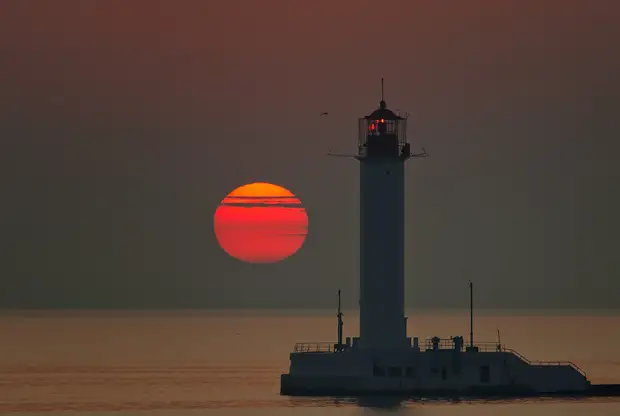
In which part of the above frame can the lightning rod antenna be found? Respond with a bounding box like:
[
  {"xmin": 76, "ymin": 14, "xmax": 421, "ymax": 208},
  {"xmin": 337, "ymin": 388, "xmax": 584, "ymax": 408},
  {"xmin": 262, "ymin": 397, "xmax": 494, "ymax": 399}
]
[
  {"xmin": 381, "ymin": 78, "xmax": 384, "ymax": 101},
  {"xmin": 469, "ymin": 280, "xmax": 474, "ymax": 348},
  {"xmin": 337, "ymin": 289, "xmax": 344, "ymax": 351}
]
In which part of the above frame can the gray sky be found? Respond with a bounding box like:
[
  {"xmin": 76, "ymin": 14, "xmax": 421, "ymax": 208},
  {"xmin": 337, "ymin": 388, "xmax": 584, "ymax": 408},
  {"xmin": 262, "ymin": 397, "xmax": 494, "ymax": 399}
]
[{"xmin": 0, "ymin": 0, "xmax": 619, "ymax": 309}]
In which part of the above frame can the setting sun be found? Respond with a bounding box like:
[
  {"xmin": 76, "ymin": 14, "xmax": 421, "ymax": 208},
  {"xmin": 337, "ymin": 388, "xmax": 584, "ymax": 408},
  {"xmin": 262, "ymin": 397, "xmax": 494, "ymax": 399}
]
[{"xmin": 213, "ymin": 182, "xmax": 308, "ymax": 263}]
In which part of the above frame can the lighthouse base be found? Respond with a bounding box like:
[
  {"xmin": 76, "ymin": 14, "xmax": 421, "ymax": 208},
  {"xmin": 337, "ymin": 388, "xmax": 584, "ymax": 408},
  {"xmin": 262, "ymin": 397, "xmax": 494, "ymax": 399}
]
[
  {"xmin": 280, "ymin": 374, "xmax": 620, "ymax": 398},
  {"xmin": 280, "ymin": 341, "xmax": 596, "ymax": 398}
]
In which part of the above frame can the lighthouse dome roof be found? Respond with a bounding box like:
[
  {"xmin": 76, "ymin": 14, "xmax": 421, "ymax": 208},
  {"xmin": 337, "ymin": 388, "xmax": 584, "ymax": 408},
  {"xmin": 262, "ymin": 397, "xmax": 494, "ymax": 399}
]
[{"xmin": 366, "ymin": 100, "xmax": 402, "ymax": 120}]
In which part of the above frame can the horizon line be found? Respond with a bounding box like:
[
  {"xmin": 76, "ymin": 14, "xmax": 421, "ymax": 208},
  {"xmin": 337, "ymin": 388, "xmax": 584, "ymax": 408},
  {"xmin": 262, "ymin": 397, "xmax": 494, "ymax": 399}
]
[{"xmin": 2, "ymin": 307, "xmax": 620, "ymax": 317}]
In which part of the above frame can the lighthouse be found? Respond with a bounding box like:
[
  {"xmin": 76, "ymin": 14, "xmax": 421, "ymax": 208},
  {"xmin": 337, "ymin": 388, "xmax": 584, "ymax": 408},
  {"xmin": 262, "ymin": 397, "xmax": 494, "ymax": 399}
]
[
  {"xmin": 280, "ymin": 82, "xmax": 596, "ymax": 397},
  {"xmin": 325, "ymin": 79, "xmax": 427, "ymax": 350},
  {"xmin": 356, "ymin": 80, "xmax": 416, "ymax": 350}
]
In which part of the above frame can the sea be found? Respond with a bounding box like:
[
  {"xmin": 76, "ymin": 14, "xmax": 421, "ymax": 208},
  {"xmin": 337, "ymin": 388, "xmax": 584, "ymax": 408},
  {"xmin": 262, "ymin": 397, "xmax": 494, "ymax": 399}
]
[{"xmin": 1, "ymin": 309, "xmax": 619, "ymax": 415}]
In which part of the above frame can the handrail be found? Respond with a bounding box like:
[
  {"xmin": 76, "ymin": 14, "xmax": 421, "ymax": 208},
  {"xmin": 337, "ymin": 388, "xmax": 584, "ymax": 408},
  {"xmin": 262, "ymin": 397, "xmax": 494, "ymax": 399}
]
[
  {"xmin": 424, "ymin": 338, "xmax": 503, "ymax": 352},
  {"xmin": 504, "ymin": 348, "xmax": 587, "ymax": 378},
  {"xmin": 293, "ymin": 342, "xmax": 334, "ymax": 353},
  {"xmin": 291, "ymin": 340, "xmax": 587, "ymax": 377},
  {"xmin": 503, "ymin": 348, "xmax": 531, "ymax": 363},
  {"xmin": 472, "ymin": 343, "xmax": 504, "ymax": 352}
]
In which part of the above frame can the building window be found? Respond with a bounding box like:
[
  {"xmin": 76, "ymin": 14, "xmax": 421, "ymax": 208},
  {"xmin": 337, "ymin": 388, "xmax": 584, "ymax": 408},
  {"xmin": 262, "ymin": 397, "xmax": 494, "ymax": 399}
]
[
  {"xmin": 373, "ymin": 365, "xmax": 385, "ymax": 377},
  {"xmin": 388, "ymin": 367, "xmax": 402, "ymax": 377},
  {"xmin": 480, "ymin": 365, "xmax": 490, "ymax": 383},
  {"xmin": 405, "ymin": 367, "xmax": 415, "ymax": 377},
  {"xmin": 441, "ymin": 367, "xmax": 447, "ymax": 380}
]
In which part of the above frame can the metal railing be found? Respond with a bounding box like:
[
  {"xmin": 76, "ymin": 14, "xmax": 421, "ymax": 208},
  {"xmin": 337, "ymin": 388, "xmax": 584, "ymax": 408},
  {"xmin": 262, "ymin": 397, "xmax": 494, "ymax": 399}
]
[
  {"xmin": 424, "ymin": 338, "xmax": 503, "ymax": 352},
  {"xmin": 293, "ymin": 342, "xmax": 334, "ymax": 353},
  {"xmin": 471, "ymin": 342, "xmax": 505, "ymax": 352},
  {"xmin": 504, "ymin": 348, "xmax": 587, "ymax": 378},
  {"xmin": 421, "ymin": 338, "xmax": 587, "ymax": 377},
  {"xmin": 424, "ymin": 338, "xmax": 455, "ymax": 350},
  {"xmin": 291, "ymin": 339, "xmax": 587, "ymax": 377}
]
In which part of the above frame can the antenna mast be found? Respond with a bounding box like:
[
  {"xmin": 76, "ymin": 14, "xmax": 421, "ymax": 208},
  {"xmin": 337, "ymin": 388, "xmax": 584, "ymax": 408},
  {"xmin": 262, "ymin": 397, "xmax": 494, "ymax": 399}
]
[
  {"xmin": 469, "ymin": 281, "xmax": 474, "ymax": 348},
  {"xmin": 381, "ymin": 78, "xmax": 384, "ymax": 101},
  {"xmin": 337, "ymin": 289, "xmax": 343, "ymax": 350},
  {"xmin": 497, "ymin": 328, "xmax": 501, "ymax": 351}
]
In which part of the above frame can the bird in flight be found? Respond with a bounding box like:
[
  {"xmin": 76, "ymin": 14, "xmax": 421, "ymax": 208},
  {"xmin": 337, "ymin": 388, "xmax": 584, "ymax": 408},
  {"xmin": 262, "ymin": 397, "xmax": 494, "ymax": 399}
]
[{"xmin": 320, "ymin": 112, "xmax": 329, "ymax": 116}]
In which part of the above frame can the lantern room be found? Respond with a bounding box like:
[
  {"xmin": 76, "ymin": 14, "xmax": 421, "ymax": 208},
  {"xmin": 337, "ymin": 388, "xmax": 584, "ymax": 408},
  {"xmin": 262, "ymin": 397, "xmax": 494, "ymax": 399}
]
[{"xmin": 358, "ymin": 99, "xmax": 409, "ymax": 158}]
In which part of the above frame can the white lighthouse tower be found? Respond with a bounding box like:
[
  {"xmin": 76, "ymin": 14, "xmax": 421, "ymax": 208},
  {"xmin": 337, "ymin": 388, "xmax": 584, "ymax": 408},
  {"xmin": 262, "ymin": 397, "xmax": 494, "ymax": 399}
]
[{"xmin": 356, "ymin": 79, "xmax": 421, "ymax": 350}]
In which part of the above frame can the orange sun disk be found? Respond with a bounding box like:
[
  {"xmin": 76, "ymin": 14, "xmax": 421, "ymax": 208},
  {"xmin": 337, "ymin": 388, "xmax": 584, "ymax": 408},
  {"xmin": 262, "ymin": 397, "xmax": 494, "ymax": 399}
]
[{"xmin": 213, "ymin": 182, "xmax": 308, "ymax": 263}]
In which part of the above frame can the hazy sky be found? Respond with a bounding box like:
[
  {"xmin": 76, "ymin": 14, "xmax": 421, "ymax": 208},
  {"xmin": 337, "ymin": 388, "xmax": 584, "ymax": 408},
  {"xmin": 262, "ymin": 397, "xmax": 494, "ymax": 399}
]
[{"xmin": 1, "ymin": 1, "xmax": 619, "ymax": 309}]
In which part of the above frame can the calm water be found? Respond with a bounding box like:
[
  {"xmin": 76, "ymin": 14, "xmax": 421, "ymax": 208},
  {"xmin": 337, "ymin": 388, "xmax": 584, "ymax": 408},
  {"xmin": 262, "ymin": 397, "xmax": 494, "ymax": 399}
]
[{"xmin": 1, "ymin": 310, "xmax": 619, "ymax": 415}]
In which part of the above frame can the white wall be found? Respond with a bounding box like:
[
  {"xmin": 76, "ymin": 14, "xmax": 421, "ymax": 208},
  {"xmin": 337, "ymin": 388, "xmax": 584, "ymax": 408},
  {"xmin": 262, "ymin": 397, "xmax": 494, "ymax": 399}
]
[{"xmin": 359, "ymin": 160, "xmax": 406, "ymax": 350}]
